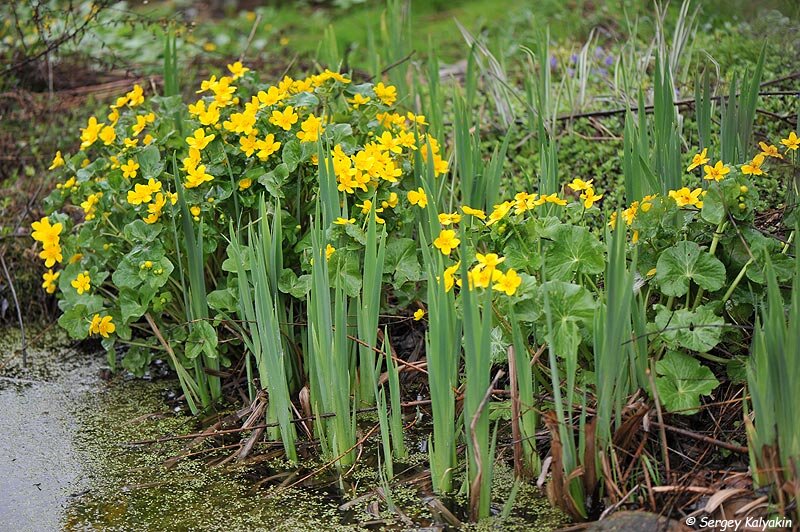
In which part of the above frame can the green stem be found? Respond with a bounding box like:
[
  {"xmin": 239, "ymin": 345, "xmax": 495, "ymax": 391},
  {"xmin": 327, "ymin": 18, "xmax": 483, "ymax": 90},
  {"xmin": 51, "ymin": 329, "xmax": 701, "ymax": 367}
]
[
  {"xmin": 692, "ymin": 220, "xmax": 727, "ymax": 310},
  {"xmin": 720, "ymin": 258, "xmax": 754, "ymax": 305},
  {"xmin": 781, "ymin": 230, "xmax": 794, "ymax": 255}
]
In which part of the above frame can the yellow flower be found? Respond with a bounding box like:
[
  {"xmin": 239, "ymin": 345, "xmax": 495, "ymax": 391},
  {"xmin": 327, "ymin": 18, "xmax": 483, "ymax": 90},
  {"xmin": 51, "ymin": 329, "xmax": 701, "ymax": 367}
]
[
  {"xmin": 31, "ymin": 217, "xmax": 63, "ymax": 248},
  {"xmin": 438, "ymin": 212, "xmax": 462, "ymax": 225},
  {"xmin": 356, "ymin": 199, "xmax": 373, "ymax": 214},
  {"xmin": 407, "ymin": 112, "xmax": 427, "ymax": 126},
  {"xmin": 668, "ymin": 187, "xmax": 703, "ymax": 208},
  {"xmin": 123, "ymin": 137, "xmax": 139, "ymax": 148},
  {"xmin": 99, "ymin": 125, "xmax": 116, "ymax": 145},
  {"xmin": 223, "ymin": 109, "xmax": 257, "ymax": 135},
  {"xmin": 39, "ymin": 245, "xmax": 62, "ymax": 268},
  {"xmin": 469, "ymin": 264, "xmax": 501, "ymax": 289},
  {"xmin": 49, "ymin": 151, "xmax": 65, "ymax": 170},
  {"xmin": 580, "ymin": 187, "xmax": 603, "ymax": 209},
  {"xmin": 476, "ymin": 253, "xmax": 505, "ymax": 269},
  {"xmin": 741, "ymin": 153, "xmax": 766, "ymax": 176},
  {"xmin": 407, "ymin": 188, "xmax": 428, "ymax": 208},
  {"xmin": 203, "ymin": 42, "xmax": 216, "ymax": 52},
  {"xmin": 382, "ymin": 192, "xmax": 399, "ymax": 209},
  {"xmin": 780, "ymin": 131, "xmax": 799, "ymax": 151},
  {"xmin": 227, "ymin": 61, "xmax": 250, "ymax": 80},
  {"xmin": 239, "ymin": 133, "xmax": 258, "ymax": 157},
  {"xmin": 687, "ymin": 148, "xmax": 709, "ymax": 171},
  {"xmin": 190, "ymin": 206, "xmax": 201, "ymax": 217},
  {"xmin": 182, "ymin": 148, "xmax": 201, "ymax": 172},
  {"xmin": 41, "ymin": 269, "xmax": 60, "ymax": 294},
  {"xmin": 126, "ymin": 84, "xmax": 145, "ymax": 107},
  {"xmin": 186, "ymin": 128, "xmax": 216, "ymax": 150},
  {"xmin": 703, "ymin": 161, "xmax": 730, "ymax": 181},
  {"xmin": 487, "ymin": 201, "xmax": 514, "ymax": 226},
  {"xmin": 269, "ymin": 106, "xmax": 299, "ymax": 131},
  {"xmin": 257, "ymin": 86, "xmax": 287, "ymax": 107},
  {"xmin": 348, "ymin": 93, "xmax": 371, "ymax": 108},
  {"xmin": 80, "ymin": 116, "xmax": 103, "ymax": 149},
  {"xmin": 334, "ymin": 217, "xmax": 355, "ymax": 225},
  {"xmin": 376, "ymin": 131, "xmax": 402, "ymax": 154},
  {"xmin": 132, "ymin": 115, "xmax": 148, "ymax": 136},
  {"xmin": 646, "ymin": 268, "xmax": 657, "ymax": 277},
  {"xmin": 279, "ymin": 36, "xmax": 289, "ymax": 46},
  {"xmin": 144, "ymin": 193, "xmax": 167, "ymax": 224},
  {"xmin": 461, "ymin": 205, "xmax": 487, "ymax": 220},
  {"xmin": 121, "ymin": 159, "xmax": 139, "ymax": 179},
  {"xmin": 81, "ymin": 193, "xmax": 101, "ymax": 220},
  {"xmin": 567, "ymin": 178, "xmax": 593, "ymax": 192},
  {"xmin": 443, "ymin": 262, "xmax": 460, "ymax": 292},
  {"xmin": 198, "ymin": 102, "xmax": 220, "ymax": 126},
  {"xmin": 127, "ymin": 183, "xmax": 154, "ymax": 205},
  {"xmin": 433, "ymin": 229, "xmax": 460, "ymax": 255},
  {"xmin": 89, "ymin": 314, "xmax": 116, "ymax": 338},
  {"xmin": 256, "ymin": 134, "xmax": 281, "ymax": 161},
  {"xmin": 493, "ymin": 268, "xmax": 522, "ymax": 296},
  {"xmin": 185, "ymin": 164, "xmax": 214, "ymax": 188},
  {"xmin": 374, "ymin": 82, "xmax": 397, "ymax": 106},
  {"xmin": 758, "ymin": 141, "xmax": 784, "ymax": 160},
  {"xmin": 542, "ymin": 194, "xmax": 567, "ymax": 206},
  {"xmin": 296, "ymin": 113, "xmax": 323, "ymax": 143},
  {"xmin": 413, "ymin": 308, "xmax": 425, "ymax": 321},
  {"xmin": 238, "ymin": 178, "xmax": 253, "ymax": 191},
  {"xmin": 71, "ymin": 271, "xmax": 91, "ymax": 295}
]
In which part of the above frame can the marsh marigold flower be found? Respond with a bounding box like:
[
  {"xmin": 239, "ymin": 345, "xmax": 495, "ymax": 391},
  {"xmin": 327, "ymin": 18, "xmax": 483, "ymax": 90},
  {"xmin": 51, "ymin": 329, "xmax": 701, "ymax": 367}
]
[
  {"xmin": 568, "ymin": 178, "xmax": 593, "ymax": 192},
  {"xmin": 186, "ymin": 128, "xmax": 216, "ymax": 150},
  {"xmin": 269, "ymin": 106, "xmax": 299, "ymax": 131},
  {"xmin": 297, "ymin": 114, "xmax": 323, "ymax": 143},
  {"xmin": 493, "ymin": 269, "xmax": 522, "ymax": 296},
  {"xmin": 703, "ymin": 161, "xmax": 730, "ymax": 181},
  {"xmin": 42, "ymin": 269, "xmax": 60, "ymax": 294},
  {"xmin": 580, "ymin": 187, "xmax": 603, "ymax": 209},
  {"xmin": 781, "ymin": 132, "xmax": 799, "ymax": 151},
  {"xmin": 39, "ymin": 245, "xmax": 62, "ymax": 268},
  {"xmin": 669, "ymin": 187, "xmax": 703, "ymax": 208},
  {"xmin": 31, "ymin": 217, "xmax": 62, "ymax": 248},
  {"xmin": 121, "ymin": 159, "xmax": 139, "ymax": 179},
  {"xmin": 741, "ymin": 153, "xmax": 766, "ymax": 176},
  {"xmin": 407, "ymin": 188, "xmax": 428, "ymax": 208},
  {"xmin": 227, "ymin": 61, "xmax": 250, "ymax": 80},
  {"xmin": 71, "ymin": 271, "xmax": 91, "ymax": 295},
  {"xmin": 687, "ymin": 148, "xmax": 709, "ymax": 171},
  {"xmin": 433, "ymin": 229, "xmax": 460, "ymax": 255},
  {"xmin": 348, "ymin": 93, "xmax": 371, "ymax": 109},
  {"xmin": 80, "ymin": 116, "xmax": 103, "ymax": 149},
  {"xmin": 413, "ymin": 308, "xmax": 425, "ymax": 321},
  {"xmin": 49, "ymin": 151, "xmax": 65, "ymax": 170},
  {"xmin": 758, "ymin": 141, "xmax": 783, "ymax": 159},
  {"xmin": 89, "ymin": 314, "xmax": 115, "ymax": 338},
  {"xmin": 374, "ymin": 82, "xmax": 397, "ymax": 106},
  {"xmin": 461, "ymin": 205, "xmax": 486, "ymax": 220}
]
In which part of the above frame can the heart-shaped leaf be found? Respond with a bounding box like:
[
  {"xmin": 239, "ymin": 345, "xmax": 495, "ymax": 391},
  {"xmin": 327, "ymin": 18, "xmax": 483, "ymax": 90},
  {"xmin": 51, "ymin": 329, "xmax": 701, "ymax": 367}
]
[
  {"xmin": 655, "ymin": 241, "xmax": 725, "ymax": 296},
  {"xmin": 655, "ymin": 351, "xmax": 719, "ymax": 414}
]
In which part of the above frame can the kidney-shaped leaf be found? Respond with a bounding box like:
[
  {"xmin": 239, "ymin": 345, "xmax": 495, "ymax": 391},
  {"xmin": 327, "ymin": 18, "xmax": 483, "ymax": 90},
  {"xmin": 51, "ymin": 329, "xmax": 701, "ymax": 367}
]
[
  {"xmin": 655, "ymin": 351, "xmax": 719, "ymax": 414},
  {"xmin": 655, "ymin": 241, "xmax": 725, "ymax": 297}
]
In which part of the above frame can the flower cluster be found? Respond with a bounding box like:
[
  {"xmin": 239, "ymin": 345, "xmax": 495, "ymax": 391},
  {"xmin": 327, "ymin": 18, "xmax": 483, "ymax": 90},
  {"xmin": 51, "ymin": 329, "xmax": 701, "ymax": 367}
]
[{"xmin": 34, "ymin": 63, "xmax": 448, "ymax": 348}]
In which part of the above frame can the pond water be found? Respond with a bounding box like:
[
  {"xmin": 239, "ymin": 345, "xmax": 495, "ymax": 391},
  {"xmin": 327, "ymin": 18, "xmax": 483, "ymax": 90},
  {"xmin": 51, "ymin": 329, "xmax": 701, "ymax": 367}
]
[{"xmin": 0, "ymin": 328, "xmax": 566, "ymax": 531}]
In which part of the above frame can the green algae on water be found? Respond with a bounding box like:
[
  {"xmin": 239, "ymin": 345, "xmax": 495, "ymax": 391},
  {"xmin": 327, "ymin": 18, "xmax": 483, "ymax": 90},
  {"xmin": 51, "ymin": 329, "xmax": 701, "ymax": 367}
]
[{"xmin": 65, "ymin": 378, "xmax": 356, "ymax": 531}]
